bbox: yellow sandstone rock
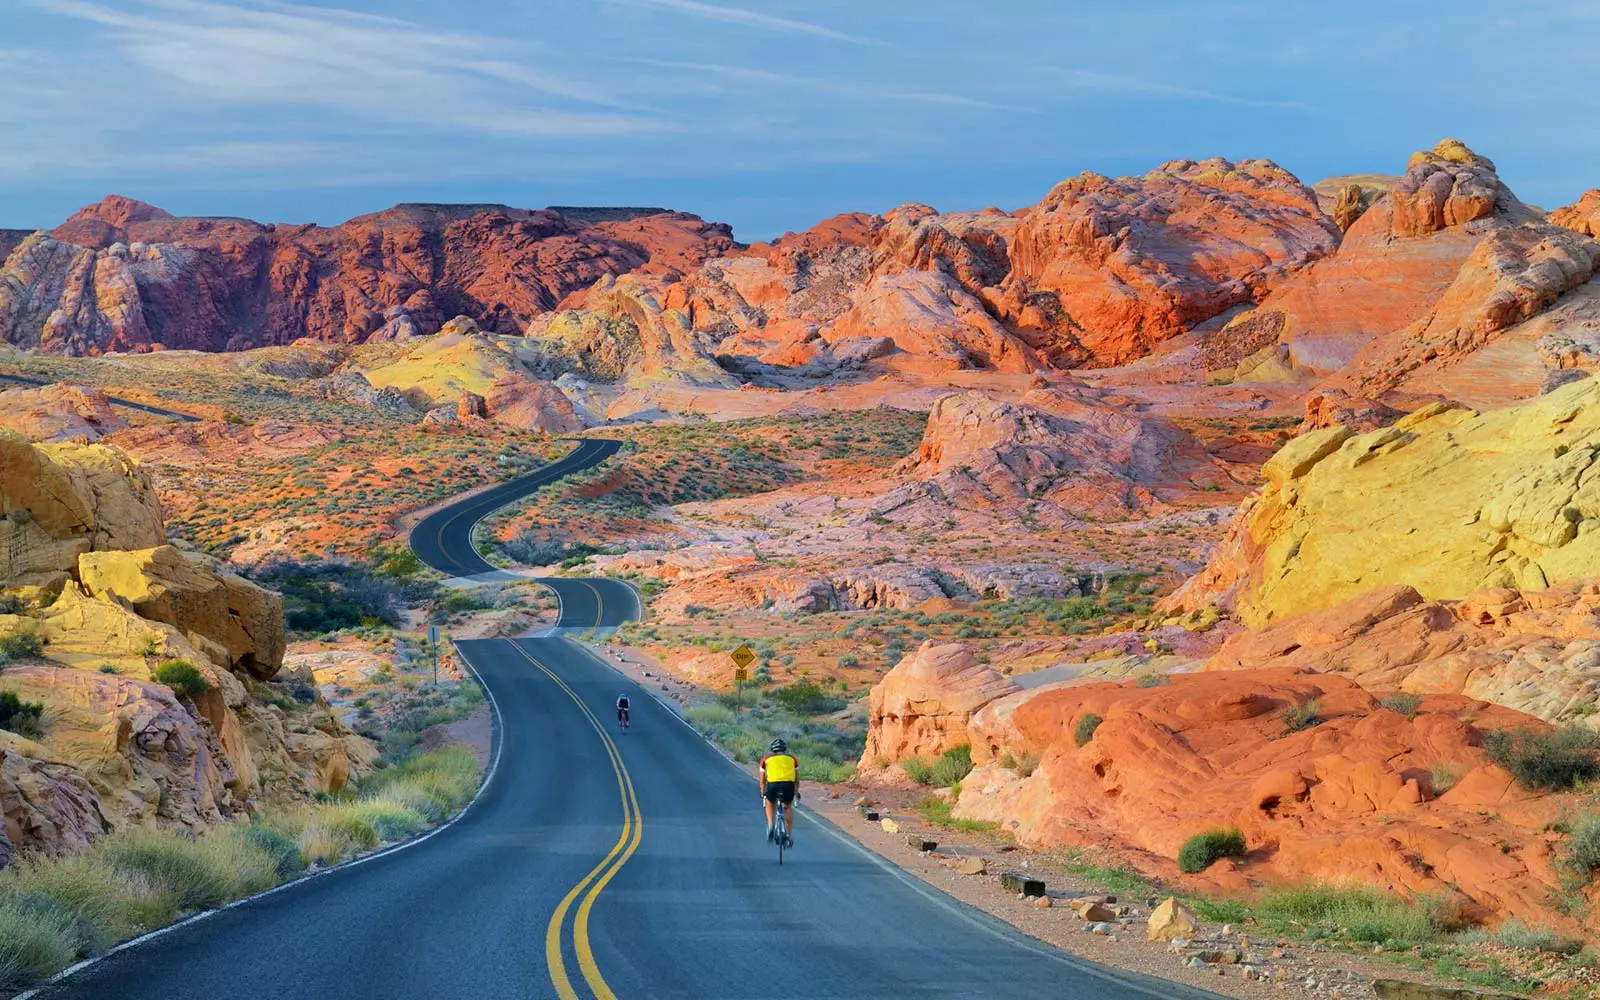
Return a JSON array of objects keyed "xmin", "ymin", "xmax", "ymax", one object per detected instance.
[
  {"xmin": 1164, "ymin": 374, "xmax": 1600, "ymax": 627},
  {"xmin": 77, "ymin": 545, "xmax": 285, "ymax": 677}
]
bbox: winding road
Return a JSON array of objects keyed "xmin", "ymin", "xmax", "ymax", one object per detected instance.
[
  {"xmin": 35, "ymin": 438, "xmax": 1222, "ymax": 1000},
  {"xmin": 0, "ymin": 372, "xmax": 201, "ymax": 422}
]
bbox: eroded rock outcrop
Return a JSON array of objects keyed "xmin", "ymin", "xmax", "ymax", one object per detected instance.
[
  {"xmin": 859, "ymin": 642, "xmax": 1019, "ymax": 766},
  {"xmin": 0, "ymin": 384, "xmax": 125, "ymax": 443},
  {"xmin": 0, "ymin": 199, "xmax": 734, "ymax": 354},
  {"xmin": 995, "ymin": 159, "xmax": 1339, "ymax": 365},
  {"xmin": 899, "ymin": 383, "xmax": 1234, "ymax": 517},
  {"xmin": 1216, "ymin": 140, "xmax": 1598, "ymax": 404},
  {"xmin": 942, "ymin": 666, "xmax": 1585, "ymax": 930},
  {"xmin": 0, "ymin": 432, "xmax": 370, "ymax": 858},
  {"xmin": 1162, "ymin": 375, "xmax": 1600, "ymax": 627}
]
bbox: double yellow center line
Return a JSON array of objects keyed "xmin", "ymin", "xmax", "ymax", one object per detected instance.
[{"xmin": 512, "ymin": 641, "xmax": 641, "ymax": 1000}]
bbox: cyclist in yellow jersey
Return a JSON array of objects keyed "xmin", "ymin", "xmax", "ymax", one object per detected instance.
[{"xmin": 759, "ymin": 738, "xmax": 799, "ymax": 847}]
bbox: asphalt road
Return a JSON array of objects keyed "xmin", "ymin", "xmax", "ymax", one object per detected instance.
[
  {"xmin": 409, "ymin": 437, "xmax": 622, "ymax": 580},
  {"xmin": 0, "ymin": 372, "xmax": 201, "ymax": 422},
  {"xmin": 33, "ymin": 439, "xmax": 1224, "ymax": 1000}
]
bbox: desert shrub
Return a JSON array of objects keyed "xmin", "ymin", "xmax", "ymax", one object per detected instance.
[
  {"xmin": 0, "ymin": 894, "xmax": 80, "ymax": 991},
  {"xmin": 1136, "ymin": 674, "xmax": 1168, "ymax": 688},
  {"xmin": 713, "ymin": 687, "xmax": 760, "ymax": 709},
  {"xmin": 0, "ymin": 594, "xmax": 31, "ymax": 616},
  {"xmin": 1256, "ymin": 882, "xmax": 1441, "ymax": 946},
  {"xmin": 771, "ymin": 680, "xmax": 844, "ymax": 715},
  {"xmin": 901, "ymin": 757, "xmax": 934, "ymax": 785},
  {"xmin": 154, "ymin": 660, "xmax": 212, "ymax": 699},
  {"xmin": 1073, "ymin": 713, "xmax": 1103, "ymax": 747},
  {"xmin": 0, "ymin": 690, "xmax": 45, "ymax": 738},
  {"xmin": 1562, "ymin": 809, "xmax": 1600, "ymax": 881},
  {"xmin": 1487, "ymin": 918, "xmax": 1585, "ymax": 955},
  {"xmin": 372, "ymin": 545, "xmax": 424, "ymax": 580},
  {"xmin": 239, "ymin": 826, "xmax": 305, "ymax": 880},
  {"xmin": 999, "ymin": 750, "xmax": 1041, "ymax": 777},
  {"xmin": 928, "ymin": 744, "xmax": 974, "ymax": 787},
  {"xmin": 427, "ymin": 588, "xmax": 490, "ymax": 624},
  {"xmin": 0, "ymin": 625, "xmax": 44, "ymax": 661},
  {"xmin": 254, "ymin": 560, "xmax": 412, "ymax": 631},
  {"xmin": 98, "ymin": 828, "xmax": 274, "ymax": 910},
  {"xmin": 1379, "ymin": 693, "xmax": 1423, "ymax": 720},
  {"xmin": 1280, "ymin": 697, "xmax": 1321, "ymax": 734},
  {"xmin": 1177, "ymin": 829, "xmax": 1247, "ymax": 873},
  {"xmin": 498, "ymin": 529, "xmax": 596, "ymax": 567},
  {"xmin": 914, "ymin": 795, "xmax": 999, "ymax": 833},
  {"xmin": 686, "ymin": 704, "xmax": 736, "ymax": 729},
  {"xmin": 1483, "ymin": 726, "xmax": 1600, "ymax": 791},
  {"xmin": 1430, "ymin": 763, "xmax": 1462, "ymax": 796}
]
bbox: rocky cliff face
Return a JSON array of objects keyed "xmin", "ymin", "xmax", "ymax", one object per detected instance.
[
  {"xmin": 0, "ymin": 429, "xmax": 373, "ymax": 861},
  {"xmin": 0, "ymin": 197, "xmax": 734, "ymax": 355}
]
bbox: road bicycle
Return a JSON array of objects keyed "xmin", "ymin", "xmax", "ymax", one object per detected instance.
[{"xmin": 768, "ymin": 795, "xmax": 797, "ymax": 864}]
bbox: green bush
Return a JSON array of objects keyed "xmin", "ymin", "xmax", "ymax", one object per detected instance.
[
  {"xmin": 1177, "ymin": 828, "xmax": 1247, "ymax": 873},
  {"xmin": 914, "ymin": 795, "xmax": 999, "ymax": 833},
  {"xmin": 240, "ymin": 826, "xmax": 305, "ymax": 880},
  {"xmin": 928, "ymin": 744, "xmax": 973, "ymax": 787},
  {"xmin": 1484, "ymin": 726, "xmax": 1600, "ymax": 791},
  {"xmin": 0, "ymin": 625, "xmax": 44, "ymax": 661},
  {"xmin": 772, "ymin": 680, "xmax": 845, "ymax": 715},
  {"xmin": 686, "ymin": 704, "xmax": 736, "ymax": 729},
  {"xmin": 901, "ymin": 757, "xmax": 934, "ymax": 785},
  {"xmin": 1562, "ymin": 809, "xmax": 1600, "ymax": 881},
  {"xmin": 1073, "ymin": 713, "xmax": 1103, "ymax": 747},
  {"xmin": 1487, "ymin": 918, "xmax": 1584, "ymax": 955},
  {"xmin": 98, "ymin": 828, "xmax": 275, "ymax": 910},
  {"xmin": 154, "ymin": 660, "xmax": 212, "ymax": 700},
  {"xmin": 1135, "ymin": 675, "xmax": 1168, "ymax": 688},
  {"xmin": 0, "ymin": 690, "xmax": 45, "ymax": 738},
  {"xmin": 1280, "ymin": 698, "xmax": 1321, "ymax": 734},
  {"xmin": 1379, "ymin": 693, "xmax": 1423, "ymax": 720}
]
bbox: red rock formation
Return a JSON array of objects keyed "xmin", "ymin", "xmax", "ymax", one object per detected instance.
[
  {"xmin": 859, "ymin": 642, "xmax": 1020, "ymax": 766},
  {"xmin": 995, "ymin": 158, "xmax": 1340, "ymax": 365},
  {"xmin": 1, "ymin": 200, "xmax": 734, "ymax": 355},
  {"xmin": 946, "ymin": 666, "xmax": 1587, "ymax": 930},
  {"xmin": 1550, "ymin": 190, "xmax": 1600, "ymax": 237},
  {"xmin": 1211, "ymin": 140, "xmax": 1598, "ymax": 404}
]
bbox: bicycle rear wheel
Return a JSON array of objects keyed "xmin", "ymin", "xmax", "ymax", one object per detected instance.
[{"xmin": 776, "ymin": 816, "xmax": 786, "ymax": 865}]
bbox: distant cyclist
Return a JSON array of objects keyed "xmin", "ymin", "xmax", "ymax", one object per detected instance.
[
  {"xmin": 616, "ymin": 694, "xmax": 630, "ymax": 730},
  {"xmin": 759, "ymin": 738, "xmax": 799, "ymax": 847}
]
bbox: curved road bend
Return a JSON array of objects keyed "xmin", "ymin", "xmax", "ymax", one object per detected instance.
[
  {"xmin": 35, "ymin": 441, "xmax": 1224, "ymax": 1000},
  {"xmin": 0, "ymin": 372, "xmax": 201, "ymax": 422}
]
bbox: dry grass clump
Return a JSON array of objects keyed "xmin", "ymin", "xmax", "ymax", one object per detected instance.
[{"xmin": 0, "ymin": 745, "xmax": 481, "ymax": 991}]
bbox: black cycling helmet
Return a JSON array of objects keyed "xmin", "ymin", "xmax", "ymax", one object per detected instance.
[{"xmin": 769, "ymin": 738, "xmax": 787, "ymax": 753}]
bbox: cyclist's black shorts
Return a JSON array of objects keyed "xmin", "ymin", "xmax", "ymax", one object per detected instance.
[{"xmin": 764, "ymin": 780, "xmax": 796, "ymax": 804}]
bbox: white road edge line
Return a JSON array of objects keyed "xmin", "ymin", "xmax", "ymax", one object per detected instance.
[
  {"xmin": 12, "ymin": 641, "xmax": 508, "ymax": 1000},
  {"xmin": 566, "ymin": 638, "xmax": 1218, "ymax": 1000}
]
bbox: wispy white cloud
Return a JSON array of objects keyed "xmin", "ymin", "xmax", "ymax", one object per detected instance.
[
  {"xmin": 1053, "ymin": 69, "xmax": 1314, "ymax": 113},
  {"xmin": 629, "ymin": 58, "xmax": 1024, "ymax": 111},
  {"xmin": 606, "ymin": 0, "xmax": 879, "ymax": 45},
  {"xmin": 33, "ymin": 0, "xmax": 666, "ymax": 136}
]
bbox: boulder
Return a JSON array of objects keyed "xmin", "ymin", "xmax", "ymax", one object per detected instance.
[
  {"xmin": 859, "ymin": 642, "xmax": 1020, "ymax": 767},
  {"xmin": 0, "ymin": 429, "xmax": 164, "ymax": 584},
  {"xmin": 1147, "ymin": 898, "xmax": 1199, "ymax": 942},
  {"xmin": 77, "ymin": 545, "xmax": 285, "ymax": 678}
]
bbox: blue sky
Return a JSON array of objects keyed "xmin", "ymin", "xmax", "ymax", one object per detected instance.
[{"xmin": 2, "ymin": 0, "xmax": 1597, "ymax": 240}]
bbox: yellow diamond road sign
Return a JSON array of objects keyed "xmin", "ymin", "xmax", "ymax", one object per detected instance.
[{"xmin": 730, "ymin": 644, "xmax": 755, "ymax": 669}]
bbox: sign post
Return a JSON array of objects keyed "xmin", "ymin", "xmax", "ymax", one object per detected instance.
[
  {"xmin": 730, "ymin": 643, "xmax": 755, "ymax": 691},
  {"xmin": 427, "ymin": 625, "xmax": 441, "ymax": 686}
]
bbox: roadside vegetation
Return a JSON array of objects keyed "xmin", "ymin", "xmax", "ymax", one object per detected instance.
[
  {"xmin": 0, "ymin": 743, "xmax": 480, "ymax": 991},
  {"xmin": 682, "ymin": 678, "xmax": 864, "ymax": 784}
]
